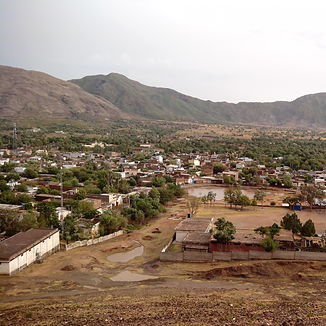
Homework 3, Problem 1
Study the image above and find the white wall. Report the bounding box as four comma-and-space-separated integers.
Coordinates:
4, 231, 60, 275
175, 231, 188, 243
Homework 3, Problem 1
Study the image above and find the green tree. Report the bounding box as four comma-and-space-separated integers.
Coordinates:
186, 196, 201, 217
122, 207, 145, 224
16, 183, 28, 192
62, 215, 79, 243
36, 202, 60, 228
212, 217, 236, 244
281, 213, 302, 234
282, 196, 300, 209
19, 211, 39, 231
235, 194, 251, 210
301, 219, 316, 237
0, 209, 22, 236
260, 237, 279, 252
255, 223, 281, 240
99, 210, 127, 235
224, 187, 241, 208
73, 189, 87, 200
149, 187, 160, 202
0, 180, 10, 192
206, 191, 216, 204
282, 174, 293, 188
254, 190, 266, 207
300, 184, 325, 209
37, 186, 49, 194
213, 162, 227, 174
22, 167, 39, 179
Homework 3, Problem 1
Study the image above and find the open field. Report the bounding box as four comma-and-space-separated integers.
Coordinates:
196, 204, 326, 234
1, 199, 326, 325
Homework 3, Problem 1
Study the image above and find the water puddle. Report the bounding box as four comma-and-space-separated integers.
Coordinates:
107, 243, 144, 263
110, 271, 158, 282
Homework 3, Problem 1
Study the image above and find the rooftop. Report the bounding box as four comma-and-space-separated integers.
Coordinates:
0, 228, 59, 262
0, 204, 22, 211
175, 218, 213, 232
183, 232, 211, 245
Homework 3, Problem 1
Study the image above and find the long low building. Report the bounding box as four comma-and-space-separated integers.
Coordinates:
0, 228, 60, 275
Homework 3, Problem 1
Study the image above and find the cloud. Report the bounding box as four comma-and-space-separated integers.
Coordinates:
1, 0, 326, 102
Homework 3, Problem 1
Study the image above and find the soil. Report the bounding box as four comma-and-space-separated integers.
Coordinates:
1, 200, 326, 325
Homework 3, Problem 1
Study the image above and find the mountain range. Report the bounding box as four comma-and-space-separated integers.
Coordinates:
1, 65, 326, 128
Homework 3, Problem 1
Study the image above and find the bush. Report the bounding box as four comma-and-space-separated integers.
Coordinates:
260, 238, 279, 252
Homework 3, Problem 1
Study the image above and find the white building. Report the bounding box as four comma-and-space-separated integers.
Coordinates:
0, 228, 60, 275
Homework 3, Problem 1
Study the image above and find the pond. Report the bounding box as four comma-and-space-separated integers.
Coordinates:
107, 243, 144, 263
186, 186, 274, 200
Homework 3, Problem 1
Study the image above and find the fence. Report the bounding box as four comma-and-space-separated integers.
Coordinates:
61, 230, 124, 251
160, 249, 326, 262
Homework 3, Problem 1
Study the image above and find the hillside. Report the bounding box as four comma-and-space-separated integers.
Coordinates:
0, 66, 132, 121
70, 73, 326, 127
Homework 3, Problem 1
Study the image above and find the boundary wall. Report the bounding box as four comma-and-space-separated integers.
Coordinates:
61, 230, 124, 251
160, 250, 326, 262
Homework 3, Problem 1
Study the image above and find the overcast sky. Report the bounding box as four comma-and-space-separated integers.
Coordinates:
1, 0, 326, 102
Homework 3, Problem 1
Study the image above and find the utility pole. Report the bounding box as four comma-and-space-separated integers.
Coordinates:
60, 168, 64, 220
12, 123, 17, 157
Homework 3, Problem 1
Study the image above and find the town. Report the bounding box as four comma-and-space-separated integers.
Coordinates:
0, 123, 325, 275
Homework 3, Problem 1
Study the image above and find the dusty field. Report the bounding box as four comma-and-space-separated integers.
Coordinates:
1, 199, 326, 325
196, 204, 326, 234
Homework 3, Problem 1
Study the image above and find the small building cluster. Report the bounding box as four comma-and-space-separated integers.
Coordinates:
172, 217, 326, 255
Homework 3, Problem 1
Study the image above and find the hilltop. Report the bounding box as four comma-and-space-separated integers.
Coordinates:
0, 66, 132, 121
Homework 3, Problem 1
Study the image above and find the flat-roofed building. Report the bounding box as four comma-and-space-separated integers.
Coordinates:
175, 218, 213, 243
0, 228, 60, 275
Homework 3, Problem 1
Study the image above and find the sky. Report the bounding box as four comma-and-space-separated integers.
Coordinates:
1, 0, 326, 103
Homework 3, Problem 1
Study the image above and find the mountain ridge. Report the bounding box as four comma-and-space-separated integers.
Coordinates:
1, 64, 326, 128
70, 72, 326, 127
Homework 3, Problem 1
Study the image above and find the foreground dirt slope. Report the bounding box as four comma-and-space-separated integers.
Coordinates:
1, 287, 326, 326
1, 201, 326, 326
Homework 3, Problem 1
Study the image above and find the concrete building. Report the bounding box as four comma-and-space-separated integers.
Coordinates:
175, 218, 213, 243
0, 228, 60, 275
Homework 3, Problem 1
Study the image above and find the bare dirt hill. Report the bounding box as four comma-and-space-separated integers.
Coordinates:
0, 66, 132, 121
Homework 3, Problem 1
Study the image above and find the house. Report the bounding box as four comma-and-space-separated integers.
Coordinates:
182, 232, 211, 252
222, 171, 239, 182
175, 218, 213, 243
0, 228, 60, 275
209, 229, 264, 252
78, 220, 100, 239
56, 207, 71, 221
274, 229, 302, 249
